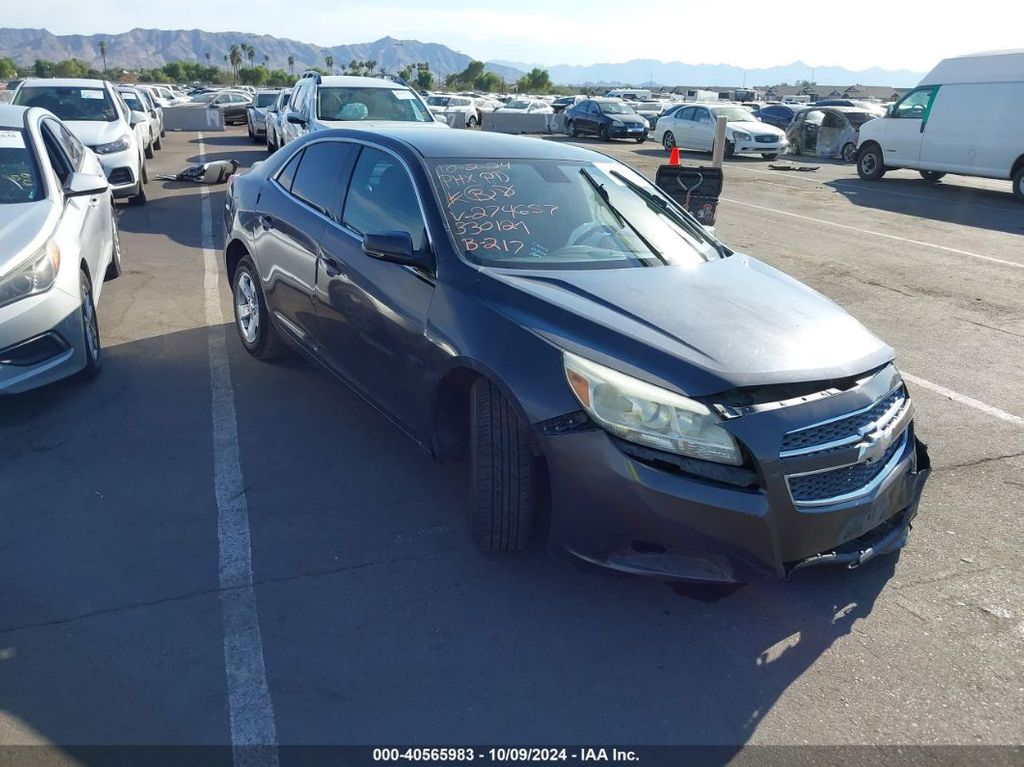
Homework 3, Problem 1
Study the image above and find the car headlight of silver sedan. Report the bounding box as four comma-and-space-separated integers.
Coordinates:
731, 130, 751, 141
93, 134, 131, 154
0, 239, 61, 309
563, 352, 742, 465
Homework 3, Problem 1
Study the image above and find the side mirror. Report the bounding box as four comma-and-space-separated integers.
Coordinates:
287, 113, 307, 125
886, 105, 895, 117
129, 110, 146, 127
65, 170, 109, 197
149, 109, 157, 118
362, 232, 433, 270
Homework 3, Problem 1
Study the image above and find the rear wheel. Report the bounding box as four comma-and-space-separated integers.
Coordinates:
104, 211, 122, 281
469, 378, 535, 552
130, 169, 147, 206
841, 142, 857, 163
920, 170, 945, 182
1013, 165, 1024, 203
144, 141, 154, 159
857, 144, 886, 180
232, 256, 289, 360
153, 133, 162, 150
662, 131, 676, 151
77, 269, 102, 380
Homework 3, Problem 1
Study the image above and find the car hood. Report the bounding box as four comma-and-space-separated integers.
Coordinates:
478, 254, 893, 396
729, 120, 784, 136
0, 200, 59, 279
63, 120, 126, 147
316, 119, 449, 129
609, 113, 647, 124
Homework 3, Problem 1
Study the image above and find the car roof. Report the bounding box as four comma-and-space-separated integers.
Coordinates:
0, 103, 31, 129
312, 127, 605, 162
19, 78, 107, 89
316, 76, 413, 89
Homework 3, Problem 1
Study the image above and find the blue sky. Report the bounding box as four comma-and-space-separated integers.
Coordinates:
8, 0, 1023, 72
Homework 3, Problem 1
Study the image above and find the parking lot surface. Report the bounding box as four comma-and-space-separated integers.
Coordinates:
1, 129, 1021, 751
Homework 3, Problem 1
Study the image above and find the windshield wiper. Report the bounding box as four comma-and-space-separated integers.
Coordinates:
578, 168, 663, 262
608, 169, 727, 258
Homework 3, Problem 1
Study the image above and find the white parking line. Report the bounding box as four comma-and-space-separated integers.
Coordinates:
902, 372, 1024, 428
198, 135, 280, 767
722, 197, 1024, 270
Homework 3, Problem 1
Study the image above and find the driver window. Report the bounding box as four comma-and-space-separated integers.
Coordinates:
697, 109, 712, 124
678, 107, 696, 121
40, 125, 72, 186
894, 87, 935, 119
342, 147, 427, 253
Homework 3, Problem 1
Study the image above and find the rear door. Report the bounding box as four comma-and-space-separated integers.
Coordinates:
878, 86, 937, 169
315, 145, 437, 435
691, 107, 715, 151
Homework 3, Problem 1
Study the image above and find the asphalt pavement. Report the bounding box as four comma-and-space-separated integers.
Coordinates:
0, 128, 1021, 756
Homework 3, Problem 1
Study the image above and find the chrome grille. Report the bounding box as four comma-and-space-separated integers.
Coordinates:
754, 134, 777, 143
781, 387, 907, 457
788, 431, 908, 505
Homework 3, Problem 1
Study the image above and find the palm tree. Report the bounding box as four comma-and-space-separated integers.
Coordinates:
263, 54, 269, 68
228, 44, 242, 83
205, 51, 211, 65
366, 60, 377, 76
348, 59, 359, 75
325, 55, 334, 75
98, 41, 107, 73
246, 44, 256, 68
287, 55, 294, 75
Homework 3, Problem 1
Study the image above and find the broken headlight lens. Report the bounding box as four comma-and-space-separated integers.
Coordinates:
563, 351, 742, 465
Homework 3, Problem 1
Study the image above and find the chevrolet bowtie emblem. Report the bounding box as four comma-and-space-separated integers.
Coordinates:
858, 429, 892, 464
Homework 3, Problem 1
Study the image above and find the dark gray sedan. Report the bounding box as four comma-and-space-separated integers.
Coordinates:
222, 127, 929, 582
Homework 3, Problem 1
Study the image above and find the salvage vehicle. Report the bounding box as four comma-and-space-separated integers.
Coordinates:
222, 127, 930, 582
788, 107, 877, 162
426, 95, 481, 127
265, 88, 292, 153
13, 78, 150, 204
0, 105, 120, 393
564, 98, 648, 142
752, 104, 799, 130
116, 86, 159, 158
857, 50, 1024, 202
655, 103, 787, 159
247, 89, 282, 143
191, 91, 252, 125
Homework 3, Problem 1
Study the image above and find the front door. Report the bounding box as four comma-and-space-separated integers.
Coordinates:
878, 86, 937, 169
315, 145, 436, 436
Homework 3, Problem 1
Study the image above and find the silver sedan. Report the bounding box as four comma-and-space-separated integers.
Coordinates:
0, 104, 121, 394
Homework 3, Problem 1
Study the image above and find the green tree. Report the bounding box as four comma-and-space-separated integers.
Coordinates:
416, 67, 434, 92
0, 57, 17, 79
238, 67, 267, 86
365, 60, 377, 76
516, 67, 552, 94
52, 59, 85, 77
228, 45, 243, 83
98, 41, 107, 73
324, 54, 334, 74
474, 71, 501, 93
162, 61, 185, 82
33, 59, 53, 77
287, 55, 295, 75
266, 69, 291, 87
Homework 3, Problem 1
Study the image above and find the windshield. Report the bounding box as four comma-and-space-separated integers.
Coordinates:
255, 93, 278, 107
15, 86, 118, 122
710, 106, 755, 122
427, 96, 451, 107
847, 112, 877, 128
316, 86, 432, 122
431, 159, 721, 270
598, 102, 633, 115
0, 130, 42, 204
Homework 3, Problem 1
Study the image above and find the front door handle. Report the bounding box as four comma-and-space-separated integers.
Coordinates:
321, 255, 342, 277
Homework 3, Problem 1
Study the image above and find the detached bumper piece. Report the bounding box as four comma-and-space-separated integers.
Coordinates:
787, 439, 931, 576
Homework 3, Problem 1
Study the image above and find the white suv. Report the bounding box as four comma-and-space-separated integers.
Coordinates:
279, 73, 445, 147
14, 78, 149, 204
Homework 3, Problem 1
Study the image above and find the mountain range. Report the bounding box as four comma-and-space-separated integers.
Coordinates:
0, 27, 924, 87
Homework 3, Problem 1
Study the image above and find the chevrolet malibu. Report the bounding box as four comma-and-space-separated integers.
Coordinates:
0, 105, 120, 393
223, 128, 929, 582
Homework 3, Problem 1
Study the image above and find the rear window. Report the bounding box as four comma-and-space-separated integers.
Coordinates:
0, 130, 43, 204
316, 87, 432, 122
255, 93, 278, 107
15, 86, 118, 122
119, 92, 145, 113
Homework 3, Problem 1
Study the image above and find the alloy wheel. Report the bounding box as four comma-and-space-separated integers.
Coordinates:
235, 272, 260, 344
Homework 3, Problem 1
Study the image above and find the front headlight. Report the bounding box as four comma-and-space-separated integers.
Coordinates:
0, 239, 61, 309
732, 130, 751, 141
642, 118, 650, 128
93, 134, 131, 154
563, 352, 742, 465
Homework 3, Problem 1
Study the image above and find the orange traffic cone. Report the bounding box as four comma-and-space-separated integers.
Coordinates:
669, 147, 680, 165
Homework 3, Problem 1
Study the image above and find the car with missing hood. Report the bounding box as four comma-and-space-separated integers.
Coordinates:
788, 106, 878, 162
655, 103, 788, 159
0, 105, 121, 394
222, 127, 930, 583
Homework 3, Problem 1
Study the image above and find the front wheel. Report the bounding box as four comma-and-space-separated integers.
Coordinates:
77, 269, 101, 380
841, 142, 857, 163
144, 141, 154, 159
1013, 165, 1024, 203
153, 133, 162, 150
920, 170, 945, 182
467, 116, 478, 128
599, 125, 610, 141
762, 153, 779, 160
567, 120, 577, 137
857, 144, 886, 180
104, 210, 122, 281
662, 131, 676, 151
232, 256, 289, 360
635, 133, 647, 144
469, 378, 535, 551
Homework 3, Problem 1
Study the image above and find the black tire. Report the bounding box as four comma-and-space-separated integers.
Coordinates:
267, 135, 276, 154
762, 153, 779, 160
467, 116, 478, 128
662, 131, 676, 151
724, 140, 735, 159
857, 143, 886, 180
77, 269, 101, 380
635, 133, 646, 144
153, 133, 162, 150
469, 378, 535, 552
144, 141, 154, 159
599, 125, 610, 141
790, 139, 801, 156
129, 176, 147, 206
160, 128, 166, 137
567, 120, 578, 138
841, 142, 857, 163
232, 256, 289, 360
920, 170, 945, 182
1013, 165, 1024, 203
248, 122, 258, 143
104, 210, 122, 281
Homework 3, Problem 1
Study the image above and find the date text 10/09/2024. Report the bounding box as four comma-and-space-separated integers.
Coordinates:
373, 748, 640, 762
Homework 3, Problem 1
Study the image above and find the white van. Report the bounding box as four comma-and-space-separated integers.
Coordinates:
856, 49, 1024, 202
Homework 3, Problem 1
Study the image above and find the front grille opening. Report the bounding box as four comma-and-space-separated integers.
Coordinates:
782, 386, 907, 455
788, 431, 907, 504
107, 167, 134, 185
716, 365, 885, 410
